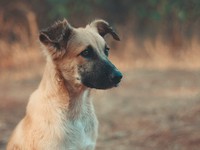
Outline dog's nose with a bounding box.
[110,70,123,84]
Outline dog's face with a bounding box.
[39,19,122,89]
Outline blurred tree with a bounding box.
[1,0,200,39]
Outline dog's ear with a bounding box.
[39,19,72,59]
[89,19,120,41]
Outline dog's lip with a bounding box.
[112,78,122,87]
[81,78,122,89]
[114,83,119,87]
[113,82,121,88]
[86,84,117,90]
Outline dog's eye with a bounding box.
[104,47,110,56]
[80,46,93,58]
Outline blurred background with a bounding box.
[0,0,200,149]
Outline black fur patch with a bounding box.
[78,58,122,89]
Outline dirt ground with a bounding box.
[0,68,200,150]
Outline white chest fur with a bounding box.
[64,117,98,150]
[64,90,98,150]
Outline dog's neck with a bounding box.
[39,60,90,119]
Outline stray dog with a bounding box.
[7,19,122,150]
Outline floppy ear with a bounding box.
[89,19,120,41]
[39,19,72,59]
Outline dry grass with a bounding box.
[0,42,44,82]
[2,35,200,75]
[110,34,200,70]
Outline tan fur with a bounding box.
[7,19,119,150]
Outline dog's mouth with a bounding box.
[82,82,120,90]
[114,83,120,87]
[81,72,123,90]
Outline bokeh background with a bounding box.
[1,0,200,150]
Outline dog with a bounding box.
[7,19,122,150]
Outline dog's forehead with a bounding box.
[72,27,106,50]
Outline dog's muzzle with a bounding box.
[79,59,123,89]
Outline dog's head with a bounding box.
[39,19,122,89]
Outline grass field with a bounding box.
[1,66,200,150]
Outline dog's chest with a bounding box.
[63,116,97,150]
[56,96,98,149]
